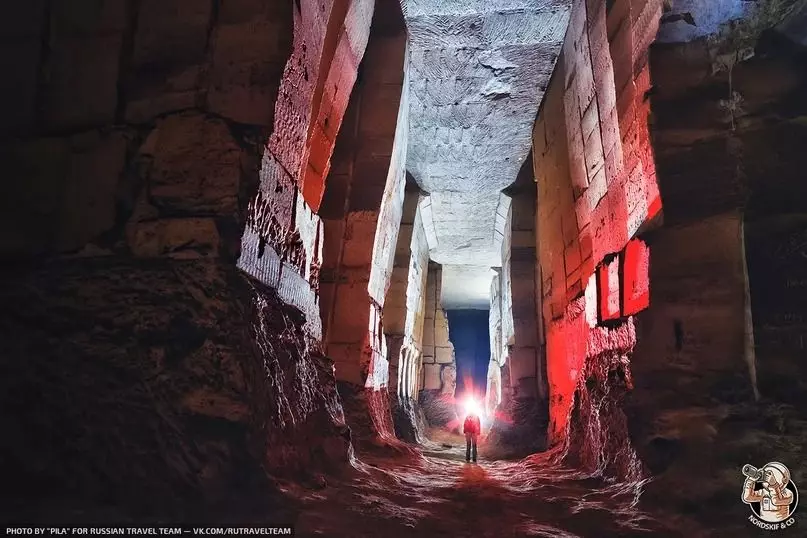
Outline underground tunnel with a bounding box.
[1,0,806,536]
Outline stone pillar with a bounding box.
[627,212,752,508]
[238,0,378,340]
[508,186,542,400]
[316,28,407,386]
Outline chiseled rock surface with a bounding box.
[0,260,349,521]
[418,389,459,429]
[402,0,571,305]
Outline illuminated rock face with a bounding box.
[401,0,572,305]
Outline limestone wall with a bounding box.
[318,25,407,388]
[531,0,663,462]
[0,0,372,520]
[626,3,807,520]
[383,188,429,398]
[420,265,456,395]
[238,0,379,340]
[1,0,293,258]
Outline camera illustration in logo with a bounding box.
[741,462,799,526]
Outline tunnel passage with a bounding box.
[0,0,806,533]
[446,310,491,402]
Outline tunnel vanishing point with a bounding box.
[1,1,806,536]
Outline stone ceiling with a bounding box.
[400,0,572,307]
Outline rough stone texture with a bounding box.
[440,265,495,309]
[485,395,549,459]
[318,18,407,389]
[655,0,753,43]
[402,0,572,308]
[206,0,291,126]
[507,176,544,401]
[532,0,663,449]
[0,0,371,521]
[418,389,460,429]
[0,260,349,521]
[390,392,430,443]
[622,4,807,528]
[417,265,458,398]
[384,187,430,443]
[404,197,430,349]
[141,113,242,215]
[237,0,406,347]
[489,272,504,366]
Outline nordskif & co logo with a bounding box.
[741,461,799,531]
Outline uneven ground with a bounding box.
[279,429,719,538]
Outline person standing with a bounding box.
[463,413,481,462]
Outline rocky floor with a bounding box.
[278,430,722,538]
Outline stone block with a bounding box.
[585,166,608,211]
[278,261,322,339]
[401,193,419,225]
[321,39,360,140]
[329,282,371,344]
[341,212,378,267]
[57,130,129,251]
[132,0,211,68]
[125,0,211,122]
[564,241,582,277]
[236,227,281,289]
[384,306,407,335]
[513,377,539,399]
[583,124,605,182]
[511,195,535,231]
[581,98,600,142]
[509,347,537,380]
[586,0,608,53]
[206,19,286,125]
[598,255,621,321]
[395,224,413,263]
[423,319,435,347]
[623,237,650,316]
[42,36,122,130]
[329,343,365,385]
[359,83,403,137]
[440,365,456,395]
[423,363,442,391]
[127,218,220,258]
[307,123,334,179]
[513,318,539,348]
[141,113,241,215]
[320,173,351,219]
[435,346,454,364]
[351,153,392,189]
[560,212,578,251]
[604,141,623,188]
[511,230,534,249]
[566,135,589,196]
[321,218,345,274]
[435,314,450,346]
[593,47,618,115]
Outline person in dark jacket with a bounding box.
[463,413,481,462]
